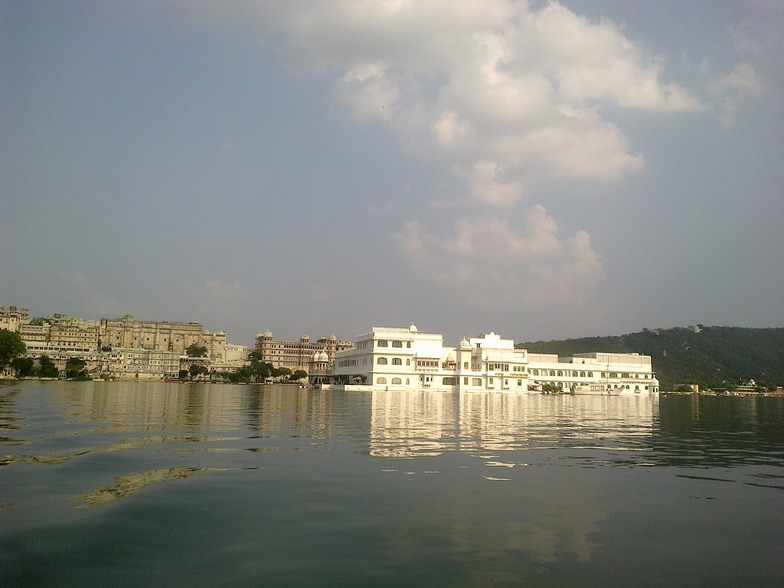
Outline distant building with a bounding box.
[527,352,658,394]
[4,304,241,380]
[323,324,656,394]
[0,306,29,332]
[99,315,227,361]
[329,325,529,391]
[103,348,181,380]
[256,331,353,372]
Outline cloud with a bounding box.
[187,0,731,309]
[393,205,603,306]
[190,0,703,184]
[703,61,764,124]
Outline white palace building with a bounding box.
[311,324,658,395]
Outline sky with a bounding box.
[2,0,783,347]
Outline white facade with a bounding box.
[328,325,656,394]
[330,325,530,392]
[528,352,657,394]
[104,348,181,380]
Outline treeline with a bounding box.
[518,326,784,390]
[205,352,306,384]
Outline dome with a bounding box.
[409,322,418,333]
[459,337,471,350]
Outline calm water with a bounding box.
[1,382,783,587]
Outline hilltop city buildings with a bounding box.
[0,305,243,380]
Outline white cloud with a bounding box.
[703,62,765,124]
[393,205,603,306]
[187,0,730,309]
[191,0,704,184]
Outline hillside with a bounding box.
[517,326,784,390]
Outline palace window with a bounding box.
[392,341,403,348]
[392,377,402,385]
[377,340,388,347]
[377,357,388,365]
[377,377,387,384]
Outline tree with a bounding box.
[249,359,272,382]
[291,370,307,381]
[189,363,208,379]
[271,366,292,379]
[38,355,59,378]
[11,357,35,377]
[0,329,26,369]
[186,343,208,358]
[65,358,88,379]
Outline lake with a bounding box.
[2,381,783,586]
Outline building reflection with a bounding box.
[369,390,658,456]
[243,385,333,438]
[59,382,333,437]
[369,389,458,457]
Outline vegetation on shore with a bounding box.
[518,326,784,390]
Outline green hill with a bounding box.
[518,326,784,390]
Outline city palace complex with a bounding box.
[1,305,658,394]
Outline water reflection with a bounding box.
[368,389,658,458]
[654,395,784,469]
[2,383,784,585]
[369,390,458,457]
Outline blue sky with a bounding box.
[2,0,782,346]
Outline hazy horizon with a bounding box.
[3,1,782,347]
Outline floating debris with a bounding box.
[483,476,511,481]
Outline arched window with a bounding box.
[392,341,402,348]
[392,358,402,365]
[377,340,388,347]
[377,357,388,365]
[391,377,402,384]
[377,377,387,384]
